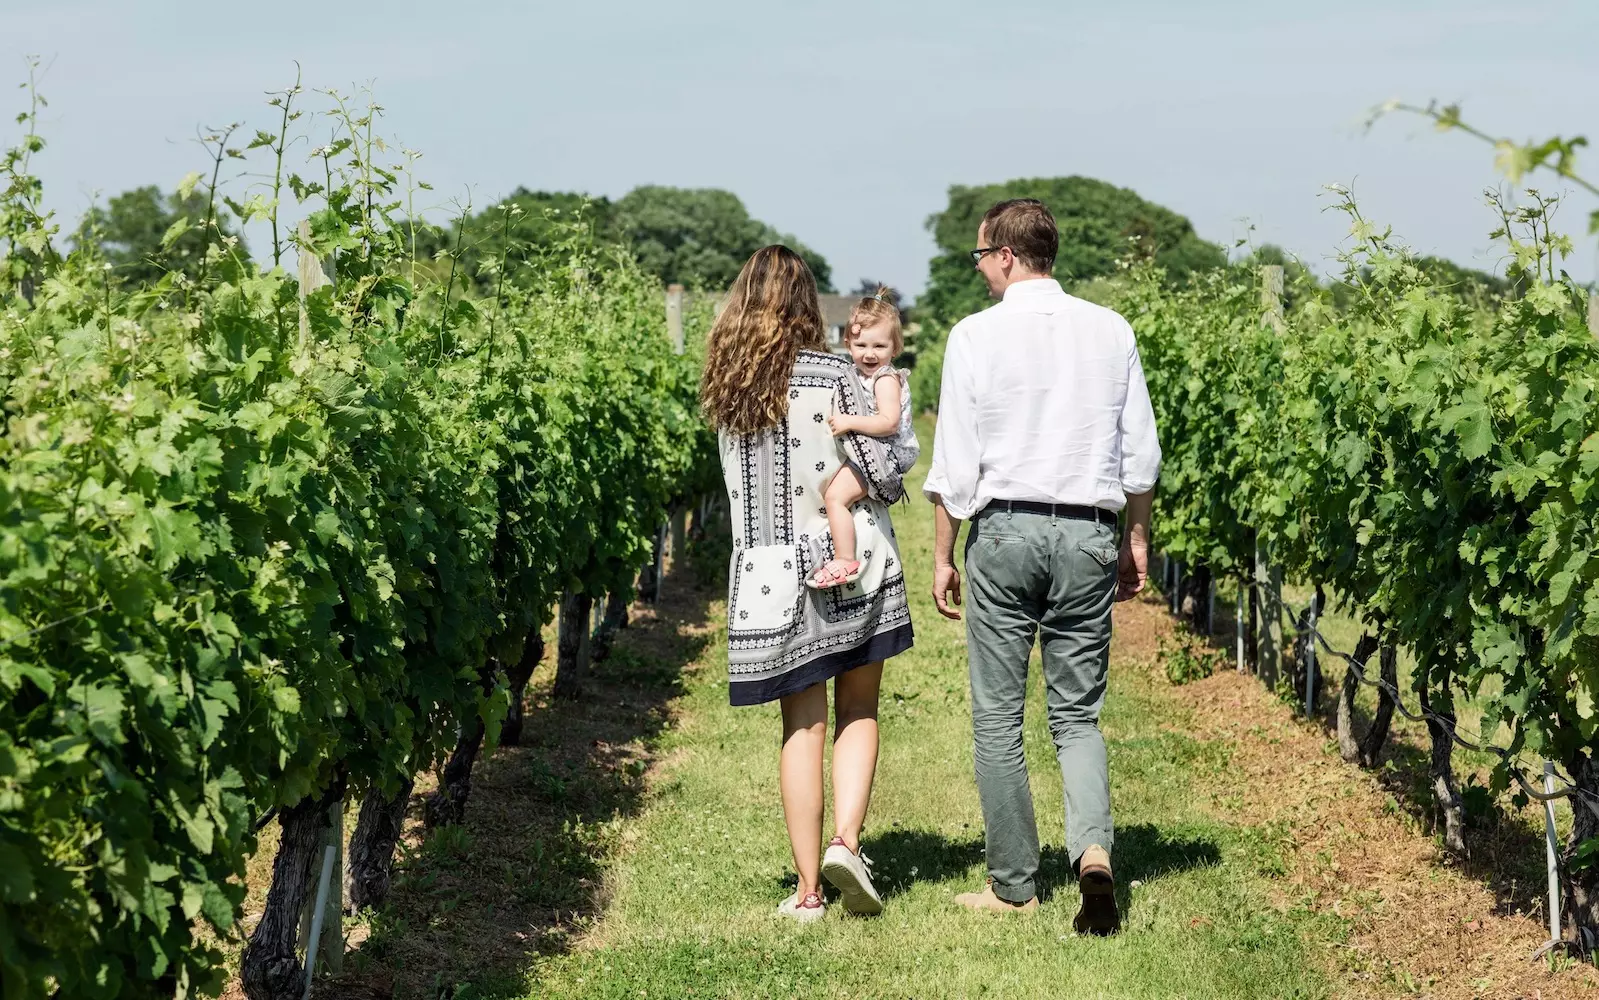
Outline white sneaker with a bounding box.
[821,837,883,915]
[776,890,826,923]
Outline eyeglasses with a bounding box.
[969,246,1005,265]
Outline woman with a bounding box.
[699,246,915,921]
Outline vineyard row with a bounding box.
[1116,213,1599,956]
[0,99,719,999]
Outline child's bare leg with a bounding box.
[824,465,868,563]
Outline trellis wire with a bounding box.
[1166,565,1592,957]
[1249,582,1596,816]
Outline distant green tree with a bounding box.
[613,186,832,291]
[919,176,1224,327]
[75,185,248,286]
[409,188,617,290]
[1414,254,1519,303]
[408,185,831,293]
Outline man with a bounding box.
[923,198,1159,935]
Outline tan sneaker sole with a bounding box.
[821,844,883,916]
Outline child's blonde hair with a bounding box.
[847,285,903,357]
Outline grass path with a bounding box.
[505,434,1333,1000]
[323,418,1598,1000]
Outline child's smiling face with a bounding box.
[848,320,895,375]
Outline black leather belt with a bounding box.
[984,500,1117,526]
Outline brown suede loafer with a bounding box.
[1073,844,1120,935]
[954,881,1038,914]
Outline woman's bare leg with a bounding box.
[831,660,884,853]
[823,466,868,563]
[780,682,829,899]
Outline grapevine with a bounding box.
[0,79,714,999]
[1120,187,1599,950]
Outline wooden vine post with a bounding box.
[642,284,689,602]
[1260,263,1285,333]
[553,589,594,700]
[666,283,685,354]
[295,220,343,976]
[296,219,333,351]
[1254,265,1285,686]
[667,284,688,570]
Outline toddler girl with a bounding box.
[808,287,920,589]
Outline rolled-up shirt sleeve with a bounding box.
[922,323,982,519]
[1119,335,1161,495]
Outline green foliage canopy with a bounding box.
[0,91,715,1000]
[1117,204,1599,821]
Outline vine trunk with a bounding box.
[241,774,347,1000]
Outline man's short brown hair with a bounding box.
[981,198,1058,274]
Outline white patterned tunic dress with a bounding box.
[720,350,915,706]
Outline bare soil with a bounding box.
[1111,595,1598,1000]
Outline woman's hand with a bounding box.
[827,413,855,437]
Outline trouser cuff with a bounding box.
[991,878,1035,904]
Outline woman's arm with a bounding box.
[828,375,900,437]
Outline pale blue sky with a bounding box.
[8,0,1597,295]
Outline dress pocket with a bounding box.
[731,543,803,632]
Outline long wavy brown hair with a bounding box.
[699,245,825,434]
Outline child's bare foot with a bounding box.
[806,558,862,590]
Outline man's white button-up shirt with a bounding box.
[922,278,1161,520]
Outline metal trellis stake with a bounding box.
[302,843,337,1000]
[1304,588,1318,715]
[1545,760,1562,948]
[653,522,666,603]
[1235,578,1246,672]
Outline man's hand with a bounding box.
[933,563,963,620]
[930,494,964,620]
[1116,539,1147,602]
[1116,488,1153,602]
[827,413,854,437]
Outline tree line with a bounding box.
[72,182,833,294]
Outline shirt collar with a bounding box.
[1001,277,1065,303]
